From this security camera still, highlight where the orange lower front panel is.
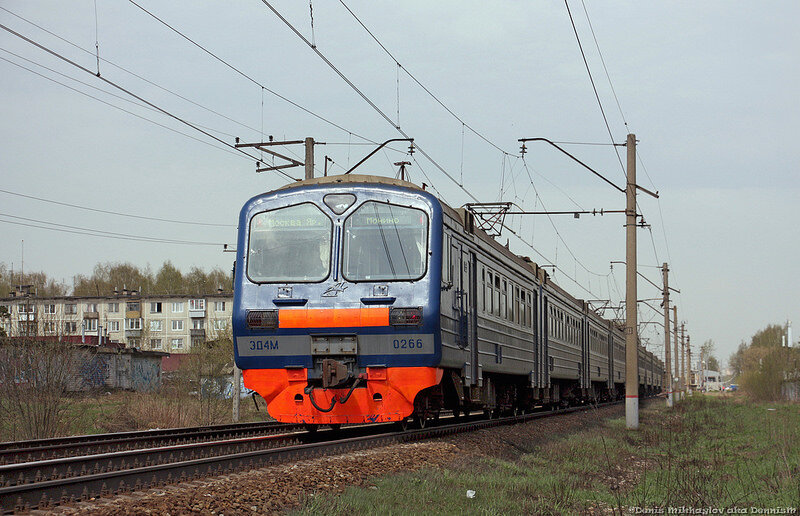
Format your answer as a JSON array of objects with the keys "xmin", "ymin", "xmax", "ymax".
[{"xmin": 243, "ymin": 366, "xmax": 443, "ymax": 425}]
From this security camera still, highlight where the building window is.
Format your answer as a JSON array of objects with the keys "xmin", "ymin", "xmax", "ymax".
[
  {"xmin": 150, "ymin": 302, "xmax": 162, "ymax": 313},
  {"xmin": 213, "ymin": 319, "xmax": 228, "ymax": 331},
  {"xmin": 172, "ymin": 320, "xmax": 184, "ymax": 331},
  {"xmin": 108, "ymin": 302, "xmax": 119, "ymax": 313},
  {"xmin": 125, "ymin": 318, "xmax": 142, "ymax": 330},
  {"xmin": 150, "ymin": 320, "xmax": 163, "ymax": 332},
  {"xmin": 85, "ymin": 303, "xmax": 98, "ymax": 313},
  {"xmin": 214, "ymin": 301, "xmax": 226, "ymax": 312},
  {"xmin": 128, "ymin": 338, "xmax": 140, "ymax": 348},
  {"xmin": 108, "ymin": 321, "xmax": 120, "ymax": 332},
  {"xmin": 192, "ymin": 319, "xmax": 204, "ymax": 330},
  {"xmin": 126, "ymin": 302, "xmax": 140, "ymax": 312},
  {"xmin": 189, "ymin": 299, "xmax": 205, "ymax": 311},
  {"xmin": 18, "ymin": 304, "xmax": 35, "ymax": 314},
  {"xmin": 65, "ymin": 303, "xmax": 77, "ymax": 315},
  {"xmin": 43, "ymin": 322, "xmax": 56, "ymax": 334},
  {"xmin": 84, "ymin": 319, "xmax": 98, "ymax": 331},
  {"xmin": 44, "ymin": 304, "xmax": 56, "ymax": 315},
  {"xmin": 65, "ymin": 321, "xmax": 78, "ymax": 333},
  {"xmin": 172, "ymin": 302, "xmax": 184, "ymax": 313},
  {"xmin": 171, "ymin": 338, "xmax": 184, "ymax": 350},
  {"xmin": 150, "ymin": 338, "xmax": 162, "ymax": 350}
]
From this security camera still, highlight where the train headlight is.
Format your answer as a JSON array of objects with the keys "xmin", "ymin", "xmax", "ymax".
[
  {"xmin": 389, "ymin": 307, "xmax": 423, "ymax": 326},
  {"xmin": 246, "ymin": 310, "xmax": 278, "ymax": 329}
]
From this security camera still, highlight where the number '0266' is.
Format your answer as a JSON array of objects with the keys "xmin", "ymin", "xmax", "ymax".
[{"xmin": 392, "ymin": 338, "xmax": 423, "ymax": 350}]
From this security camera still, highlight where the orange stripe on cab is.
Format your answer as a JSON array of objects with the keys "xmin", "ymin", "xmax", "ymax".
[{"xmin": 279, "ymin": 307, "xmax": 389, "ymax": 328}]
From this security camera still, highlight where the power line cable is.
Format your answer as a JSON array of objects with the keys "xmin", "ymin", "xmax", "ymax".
[
  {"xmin": 0, "ymin": 186, "xmax": 235, "ymax": 228},
  {"xmin": 0, "ymin": 213, "xmax": 228, "ymax": 246}
]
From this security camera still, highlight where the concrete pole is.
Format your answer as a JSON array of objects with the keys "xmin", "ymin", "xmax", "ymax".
[
  {"xmin": 672, "ymin": 305, "xmax": 678, "ymax": 401},
  {"xmin": 304, "ymin": 137, "xmax": 315, "ymax": 180},
  {"xmin": 232, "ymin": 364, "xmax": 241, "ymax": 422},
  {"xmin": 625, "ymin": 133, "xmax": 639, "ymax": 430},
  {"xmin": 662, "ymin": 263, "xmax": 673, "ymax": 408},
  {"xmin": 680, "ymin": 323, "xmax": 685, "ymax": 400},
  {"xmin": 685, "ymin": 335, "xmax": 691, "ymax": 395}
]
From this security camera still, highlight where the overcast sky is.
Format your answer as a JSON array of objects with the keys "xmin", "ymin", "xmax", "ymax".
[{"xmin": 1, "ymin": 1, "xmax": 798, "ymax": 366}]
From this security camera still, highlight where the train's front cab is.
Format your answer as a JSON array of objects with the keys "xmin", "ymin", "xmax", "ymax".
[{"xmin": 232, "ymin": 175, "xmax": 443, "ymax": 425}]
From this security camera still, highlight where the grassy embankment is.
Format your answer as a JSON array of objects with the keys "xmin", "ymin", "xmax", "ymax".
[{"xmin": 295, "ymin": 395, "xmax": 799, "ymax": 514}]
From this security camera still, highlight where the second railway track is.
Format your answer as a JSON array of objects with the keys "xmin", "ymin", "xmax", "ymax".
[{"xmin": 0, "ymin": 420, "xmax": 302, "ymax": 465}]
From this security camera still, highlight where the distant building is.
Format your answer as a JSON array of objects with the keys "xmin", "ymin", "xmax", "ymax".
[
  {"xmin": 0, "ymin": 289, "xmax": 233, "ymax": 354},
  {"xmin": 699, "ymin": 369, "xmax": 723, "ymax": 391}
]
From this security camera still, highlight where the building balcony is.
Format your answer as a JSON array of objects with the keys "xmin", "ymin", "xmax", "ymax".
[
  {"xmin": 190, "ymin": 328, "xmax": 206, "ymax": 338},
  {"xmin": 188, "ymin": 308, "xmax": 206, "ymax": 318},
  {"xmin": 126, "ymin": 310, "xmax": 141, "ymax": 319},
  {"xmin": 84, "ymin": 311, "xmax": 99, "ymax": 319},
  {"xmin": 125, "ymin": 329, "xmax": 142, "ymax": 338},
  {"xmin": 18, "ymin": 314, "xmax": 36, "ymax": 322}
]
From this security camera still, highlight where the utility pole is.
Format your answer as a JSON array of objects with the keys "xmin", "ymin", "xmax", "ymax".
[
  {"xmin": 625, "ymin": 133, "xmax": 639, "ymax": 430},
  {"xmin": 304, "ymin": 137, "xmax": 315, "ymax": 180},
  {"xmin": 662, "ymin": 263, "xmax": 673, "ymax": 408},
  {"xmin": 680, "ymin": 323, "xmax": 685, "ymax": 401},
  {"xmin": 232, "ymin": 364, "xmax": 241, "ymax": 422},
  {"xmin": 686, "ymin": 335, "xmax": 692, "ymax": 395},
  {"xmin": 672, "ymin": 305, "xmax": 678, "ymax": 401}
]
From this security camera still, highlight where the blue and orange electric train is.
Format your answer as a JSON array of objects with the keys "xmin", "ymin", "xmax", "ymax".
[{"xmin": 232, "ymin": 174, "xmax": 662, "ymax": 429}]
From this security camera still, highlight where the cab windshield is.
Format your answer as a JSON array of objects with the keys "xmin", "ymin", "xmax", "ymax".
[
  {"xmin": 342, "ymin": 201, "xmax": 428, "ymax": 281},
  {"xmin": 247, "ymin": 203, "xmax": 332, "ymax": 282}
]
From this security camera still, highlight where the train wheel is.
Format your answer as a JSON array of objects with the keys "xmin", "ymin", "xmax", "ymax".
[
  {"xmin": 395, "ymin": 418, "xmax": 410, "ymax": 431},
  {"xmin": 414, "ymin": 414, "xmax": 427, "ymax": 429}
]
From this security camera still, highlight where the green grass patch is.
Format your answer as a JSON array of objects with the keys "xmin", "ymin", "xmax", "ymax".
[{"xmin": 293, "ymin": 397, "xmax": 800, "ymax": 514}]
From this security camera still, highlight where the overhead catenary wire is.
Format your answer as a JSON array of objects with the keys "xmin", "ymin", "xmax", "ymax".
[
  {"xmin": 124, "ymin": 0, "xmax": 375, "ymax": 146},
  {"xmin": 0, "ymin": 22, "xmax": 301, "ymax": 182},
  {"xmin": 0, "ymin": 47, "xmax": 241, "ymax": 140},
  {"xmin": 0, "ymin": 52, "xmax": 248, "ymax": 160},
  {"xmin": 563, "ymin": 0, "xmax": 626, "ymax": 178},
  {"xmin": 0, "ymin": 6, "xmax": 267, "ymax": 139},
  {"xmin": 257, "ymin": 2, "xmax": 609, "ymax": 299},
  {"xmin": 336, "ymin": 0, "xmax": 515, "ymax": 156},
  {"xmin": 578, "ymin": 0, "xmax": 628, "ymax": 130}
]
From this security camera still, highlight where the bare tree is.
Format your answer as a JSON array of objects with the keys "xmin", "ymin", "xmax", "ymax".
[{"xmin": 0, "ymin": 331, "xmax": 95, "ymax": 440}]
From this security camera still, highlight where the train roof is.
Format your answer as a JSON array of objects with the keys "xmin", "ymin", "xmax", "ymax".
[{"xmin": 274, "ymin": 173, "xmax": 426, "ymax": 193}]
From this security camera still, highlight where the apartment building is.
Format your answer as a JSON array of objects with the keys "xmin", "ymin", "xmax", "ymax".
[{"xmin": 0, "ymin": 288, "xmax": 233, "ymax": 354}]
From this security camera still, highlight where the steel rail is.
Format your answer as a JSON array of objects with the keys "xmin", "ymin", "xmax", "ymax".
[
  {"xmin": 0, "ymin": 421, "xmax": 300, "ymax": 465},
  {"xmin": 0, "ymin": 399, "xmax": 643, "ymax": 513}
]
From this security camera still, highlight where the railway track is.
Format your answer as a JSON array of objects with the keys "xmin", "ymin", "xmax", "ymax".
[
  {"xmin": 0, "ymin": 401, "xmax": 627, "ymax": 513},
  {"xmin": 0, "ymin": 421, "xmax": 303, "ymax": 465}
]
